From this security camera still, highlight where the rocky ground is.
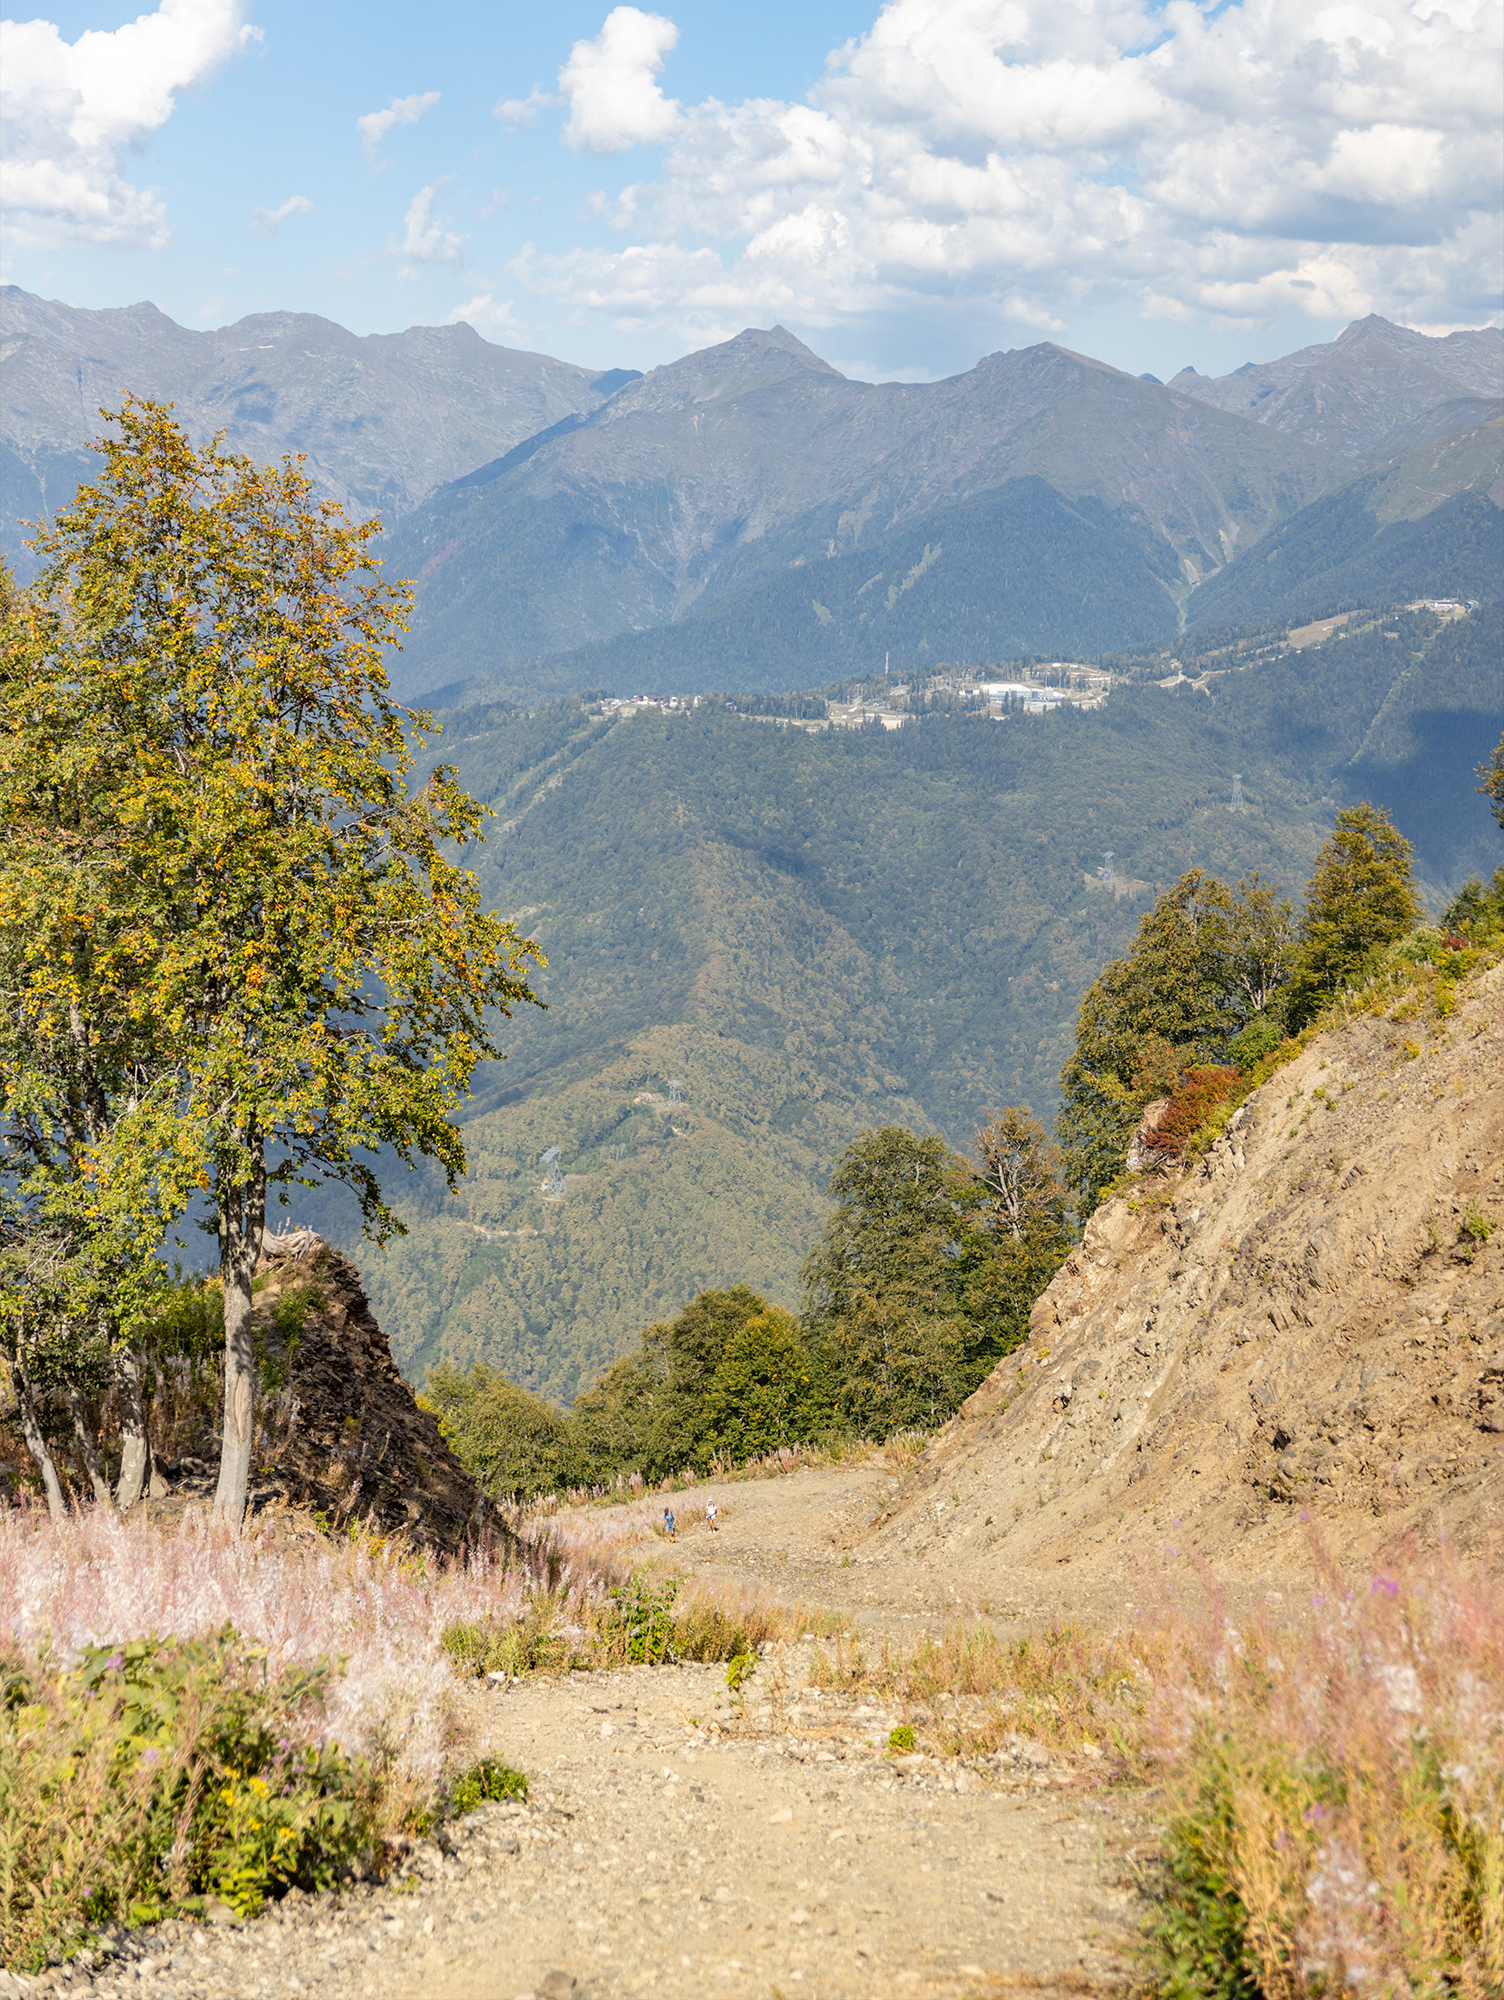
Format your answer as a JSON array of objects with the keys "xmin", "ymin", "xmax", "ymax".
[{"xmin": 4, "ymin": 1645, "xmax": 1154, "ymax": 2000}]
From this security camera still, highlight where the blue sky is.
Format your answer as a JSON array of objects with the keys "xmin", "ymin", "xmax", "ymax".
[{"xmin": 3, "ymin": 0, "xmax": 1500, "ymax": 383}]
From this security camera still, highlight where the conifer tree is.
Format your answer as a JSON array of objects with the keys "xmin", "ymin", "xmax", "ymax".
[{"xmin": 1285, "ymin": 804, "xmax": 1422, "ymax": 1028}]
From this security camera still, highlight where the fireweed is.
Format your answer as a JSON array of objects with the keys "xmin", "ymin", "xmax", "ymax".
[
  {"xmin": 1143, "ymin": 1551, "xmax": 1502, "ymax": 2000},
  {"xmin": 0, "ymin": 1504, "xmax": 618, "ymax": 1967}
]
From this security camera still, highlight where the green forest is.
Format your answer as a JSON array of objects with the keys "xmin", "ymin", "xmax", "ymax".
[
  {"xmin": 420, "ymin": 784, "xmax": 1504, "ymax": 1501},
  {"xmin": 302, "ymin": 599, "xmax": 1502, "ymax": 1406}
]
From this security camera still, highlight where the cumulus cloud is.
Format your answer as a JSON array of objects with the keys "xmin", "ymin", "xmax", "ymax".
[
  {"xmin": 249, "ymin": 193, "xmax": 313, "ymax": 237},
  {"xmin": 559, "ymin": 6, "xmax": 680, "ymax": 154},
  {"xmin": 445, "ymin": 291, "xmax": 523, "ymax": 340},
  {"xmin": 495, "ymin": 84, "xmax": 557, "ymax": 128},
  {"xmin": 0, "ymin": 0, "xmax": 259, "ymax": 251},
  {"xmin": 357, "ymin": 90, "xmax": 440, "ymax": 167},
  {"xmin": 392, "ymin": 180, "xmax": 466, "ymax": 273},
  {"xmin": 526, "ymin": 0, "xmax": 1502, "ymax": 339}
]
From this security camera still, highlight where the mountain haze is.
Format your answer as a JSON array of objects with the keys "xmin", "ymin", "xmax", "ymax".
[
  {"xmin": 0, "ymin": 286, "xmax": 635, "ymax": 575},
  {"xmin": 380, "ymin": 329, "xmax": 1351, "ymax": 697},
  {"xmin": 1170, "ymin": 315, "xmax": 1504, "ymax": 460}
]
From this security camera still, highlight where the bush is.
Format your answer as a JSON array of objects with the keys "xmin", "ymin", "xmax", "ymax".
[
  {"xmin": 1145, "ymin": 1069, "xmax": 1245, "ymax": 1159},
  {"xmin": 447, "ymin": 1760, "xmax": 527, "ymax": 1816},
  {"xmin": 1227, "ymin": 1015, "xmax": 1283, "ymax": 1074},
  {"xmin": 0, "ymin": 1629, "xmax": 377, "ymax": 1970}
]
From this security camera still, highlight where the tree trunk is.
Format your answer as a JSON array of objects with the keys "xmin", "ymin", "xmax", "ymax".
[
  {"xmin": 115, "ymin": 1345, "xmax": 152, "ymax": 1510},
  {"xmin": 11, "ymin": 1350, "xmax": 67, "ymax": 1521},
  {"xmin": 64, "ymin": 1383, "xmax": 113, "ymax": 1505},
  {"xmin": 212, "ymin": 1137, "xmax": 266, "ymax": 1534}
]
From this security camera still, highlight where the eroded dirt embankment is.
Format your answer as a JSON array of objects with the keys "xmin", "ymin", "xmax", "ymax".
[{"xmin": 868, "ymin": 960, "xmax": 1503, "ymax": 1597}]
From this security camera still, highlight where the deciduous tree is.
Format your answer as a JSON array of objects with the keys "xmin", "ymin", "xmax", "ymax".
[{"xmin": 10, "ymin": 401, "xmax": 542, "ymax": 1530}]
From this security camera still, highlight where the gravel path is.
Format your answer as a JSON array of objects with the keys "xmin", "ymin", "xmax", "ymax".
[{"xmin": 9, "ymin": 1648, "xmax": 1154, "ymax": 2000}]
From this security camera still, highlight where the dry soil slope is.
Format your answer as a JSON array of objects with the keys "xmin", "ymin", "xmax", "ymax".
[{"xmin": 868, "ymin": 961, "xmax": 1504, "ymax": 1591}]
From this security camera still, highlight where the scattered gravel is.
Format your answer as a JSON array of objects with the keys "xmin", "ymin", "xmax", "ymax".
[{"xmin": 7, "ymin": 1652, "xmax": 1152, "ymax": 2000}]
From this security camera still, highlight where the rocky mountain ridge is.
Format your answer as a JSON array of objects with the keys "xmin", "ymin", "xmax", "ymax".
[
  {"xmin": 0, "ymin": 287, "xmax": 630, "ymax": 575},
  {"xmin": 1171, "ymin": 314, "xmax": 1504, "ymax": 459}
]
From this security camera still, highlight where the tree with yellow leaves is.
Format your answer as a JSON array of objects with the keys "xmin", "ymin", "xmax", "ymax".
[{"xmin": 2, "ymin": 402, "xmax": 542, "ymax": 1529}]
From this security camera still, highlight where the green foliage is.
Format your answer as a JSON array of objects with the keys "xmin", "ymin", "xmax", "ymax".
[
  {"xmin": 420, "ymin": 1362, "xmax": 584, "ymax": 1500},
  {"xmin": 887, "ymin": 1724, "xmax": 916, "ymax": 1752},
  {"xmin": 446, "ymin": 1761, "xmax": 527, "ymax": 1815},
  {"xmin": 303, "ymin": 602, "xmax": 1494, "ymax": 1403},
  {"xmin": 725, "ymin": 1652, "xmax": 757, "ymax": 1692},
  {"xmin": 1226, "ymin": 1014, "xmax": 1284, "ymax": 1073},
  {"xmin": 1058, "ymin": 871, "xmax": 1294, "ymax": 1211},
  {"xmin": 597, "ymin": 1577, "xmax": 681, "ymax": 1667},
  {"xmin": 438, "ymin": 1607, "xmax": 572, "ymax": 1679},
  {"xmin": 801, "ymin": 1127, "xmax": 1015, "ymax": 1432},
  {"xmin": 702, "ymin": 1307, "xmax": 835, "ymax": 1462},
  {"xmin": 0, "ymin": 1629, "xmax": 377, "ymax": 1969},
  {"xmin": 6, "ymin": 397, "xmax": 543, "ymax": 1528},
  {"xmin": 1146, "ymin": 1733, "xmax": 1270, "ymax": 2000},
  {"xmin": 1458, "ymin": 1201, "xmax": 1496, "ymax": 1249},
  {"xmin": 1285, "ymin": 803, "xmax": 1424, "ymax": 1029},
  {"xmin": 570, "ymin": 1286, "xmax": 771, "ymax": 1481}
]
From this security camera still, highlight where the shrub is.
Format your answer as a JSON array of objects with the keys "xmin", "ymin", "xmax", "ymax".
[
  {"xmin": 1227, "ymin": 1014, "xmax": 1283, "ymax": 1073},
  {"xmin": 1145, "ymin": 1068, "xmax": 1245, "ymax": 1159},
  {"xmin": 595, "ymin": 1576, "xmax": 681, "ymax": 1667},
  {"xmin": 446, "ymin": 1760, "xmax": 527, "ymax": 1816},
  {"xmin": 0, "ymin": 1629, "xmax": 377, "ymax": 1970}
]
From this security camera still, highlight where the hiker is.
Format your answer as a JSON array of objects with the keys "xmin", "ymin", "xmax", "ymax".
[
  {"xmin": 706, "ymin": 1499, "xmax": 718, "ymax": 1533},
  {"xmin": 664, "ymin": 1506, "xmax": 676, "ymax": 1541}
]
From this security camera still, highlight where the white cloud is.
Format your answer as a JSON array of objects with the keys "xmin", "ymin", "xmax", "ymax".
[
  {"xmin": 249, "ymin": 193, "xmax": 313, "ymax": 237},
  {"xmin": 559, "ymin": 6, "xmax": 680, "ymax": 154},
  {"xmin": 524, "ymin": 0, "xmax": 1502, "ymax": 340},
  {"xmin": 0, "ymin": 0, "xmax": 259, "ymax": 251},
  {"xmin": 495, "ymin": 84, "xmax": 557, "ymax": 128},
  {"xmin": 445, "ymin": 292, "xmax": 523, "ymax": 340},
  {"xmin": 392, "ymin": 180, "xmax": 467, "ymax": 273},
  {"xmin": 357, "ymin": 90, "xmax": 440, "ymax": 168}
]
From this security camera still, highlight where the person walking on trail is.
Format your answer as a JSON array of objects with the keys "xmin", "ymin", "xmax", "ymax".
[
  {"xmin": 706, "ymin": 1500, "xmax": 718, "ymax": 1533},
  {"xmin": 664, "ymin": 1506, "xmax": 676, "ymax": 1542}
]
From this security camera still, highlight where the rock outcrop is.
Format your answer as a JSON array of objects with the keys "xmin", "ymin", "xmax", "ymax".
[
  {"xmin": 866, "ymin": 961, "xmax": 1504, "ymax": 1590},
  {"xmin": 246, "ymin": 1240, "xmax": 492, "ymax": 1550}
]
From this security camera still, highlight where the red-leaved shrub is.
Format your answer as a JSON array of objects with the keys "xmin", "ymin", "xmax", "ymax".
[{"xmin": 1144, "ymin": 1065, "xmax": 1244, "ymax": 1156}]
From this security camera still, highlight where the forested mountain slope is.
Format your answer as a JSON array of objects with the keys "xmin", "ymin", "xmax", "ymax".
[
  {"xmin": 0, "ymin": 287, "xmax": 630, "ymax": 575},
  {"xmin": 1187, "ymin": 415, "xmax": 1503, "ymax": 630},
  {"xmin": 311, "ymin": 602, "xmax": 1501, "ymax": 1403}
]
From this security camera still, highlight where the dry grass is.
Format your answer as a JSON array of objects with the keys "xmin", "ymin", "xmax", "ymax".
[
  {"xmin": 810, "ymin": 1618, "xmax": 1171, "ymax": 1766},
  {"xmin": 814, "ymin": 1544, "xmax": 1502, "ymax": 1998}
]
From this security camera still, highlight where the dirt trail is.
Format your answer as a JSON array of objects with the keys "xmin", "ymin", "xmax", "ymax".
[{"xmin": 21, "ymin": 1472, "xmax": 1159, "ymax": 2000}]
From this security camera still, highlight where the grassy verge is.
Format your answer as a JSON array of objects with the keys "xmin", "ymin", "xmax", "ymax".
[{"xmin": 815, "ymin": 1548, "xmax": 1502, "ymax": 1997}]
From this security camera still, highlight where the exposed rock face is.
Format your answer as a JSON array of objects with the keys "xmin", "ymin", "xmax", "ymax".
[
  {"xmin": 867, "ymin": 961, "xmax": 1504, "ymax": 1588},
  {"xmin": 250, "ymin": 1240, "xmax": 492, "ymax": 1550}
]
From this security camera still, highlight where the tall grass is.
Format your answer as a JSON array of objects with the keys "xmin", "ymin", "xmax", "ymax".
[{"xmin": 814, "ymin": 1547, "xmax": 1502, "ymax": 1997}]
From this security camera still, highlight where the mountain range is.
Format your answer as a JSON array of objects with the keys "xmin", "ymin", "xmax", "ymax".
[
  {"xmin": 0, "ymin": 285, "xmax": 637, "ymax": 575},
  {"xmin": 3, "ymin": 291, "xmax": 1498, "ymax": 689},
  {"xmin": 300, "ymin": 602, "xmax": 1501, "ymax": 1403},
  {"xmin": 376, "ymin": 312, "xmax": 1501, "ymax": 700}
]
